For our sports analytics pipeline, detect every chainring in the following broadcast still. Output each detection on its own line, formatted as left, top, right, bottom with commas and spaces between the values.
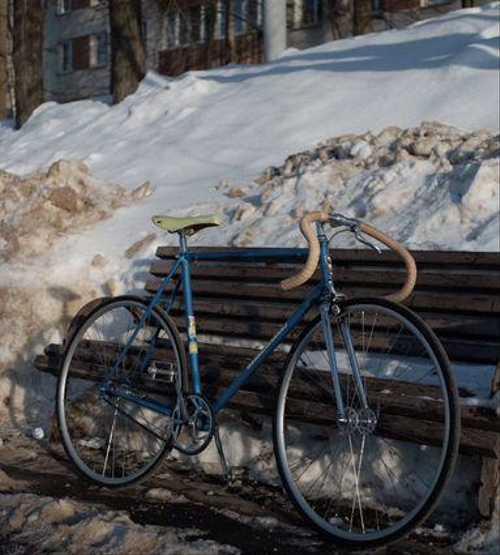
172, 394, 215, 455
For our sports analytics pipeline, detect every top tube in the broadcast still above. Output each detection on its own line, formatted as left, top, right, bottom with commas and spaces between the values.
184, 248, 310, 263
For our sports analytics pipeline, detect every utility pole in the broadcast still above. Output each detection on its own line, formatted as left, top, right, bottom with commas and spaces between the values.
263, 0, 286, 62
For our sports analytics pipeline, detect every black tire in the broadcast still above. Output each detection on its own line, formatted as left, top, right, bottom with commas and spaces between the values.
56, 295, 188, 488
274, 297, 460, 549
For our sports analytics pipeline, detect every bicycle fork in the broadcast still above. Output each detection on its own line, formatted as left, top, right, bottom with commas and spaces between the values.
319, 302, 369, 424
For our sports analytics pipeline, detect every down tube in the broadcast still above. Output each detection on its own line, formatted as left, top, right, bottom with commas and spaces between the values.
213, 284, 324, 414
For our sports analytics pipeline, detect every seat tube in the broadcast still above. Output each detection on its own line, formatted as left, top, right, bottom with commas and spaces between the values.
179, 234, 202, 395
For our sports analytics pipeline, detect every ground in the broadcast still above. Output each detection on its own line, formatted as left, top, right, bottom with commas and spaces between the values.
0, 425, 458, 555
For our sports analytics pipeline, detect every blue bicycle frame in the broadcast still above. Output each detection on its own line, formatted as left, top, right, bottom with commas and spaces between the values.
108, 223, 360, 423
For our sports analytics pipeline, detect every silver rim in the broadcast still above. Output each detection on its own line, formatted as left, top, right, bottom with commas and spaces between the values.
57, 299, 182, 486
276, 302, 452, 543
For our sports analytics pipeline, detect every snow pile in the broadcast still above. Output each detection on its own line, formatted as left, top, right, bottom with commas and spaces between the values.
217, 121, 499, 251
0, 161, 155, 425
0, 491, 239, 555
0, 160, 153, 262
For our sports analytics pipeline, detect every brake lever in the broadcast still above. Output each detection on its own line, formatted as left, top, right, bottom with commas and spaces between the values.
354, 227, 382, 254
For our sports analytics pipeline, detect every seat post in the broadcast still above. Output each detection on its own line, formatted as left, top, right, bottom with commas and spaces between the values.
179, 232, 188, 254
178, 230, 202, 395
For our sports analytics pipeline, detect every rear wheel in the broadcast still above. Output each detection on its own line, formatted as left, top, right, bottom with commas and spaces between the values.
274, 298, 460, 549
57, 296, 187, 487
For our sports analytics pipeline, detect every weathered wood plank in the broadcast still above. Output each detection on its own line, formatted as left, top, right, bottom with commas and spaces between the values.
156, 247, 500, 269
34, 348, 500, 435
164, 313, 500, 365
145, 276, 500, 314
151, 260, 500, 291
159, 298, 500, 340
225, 391, 498, 459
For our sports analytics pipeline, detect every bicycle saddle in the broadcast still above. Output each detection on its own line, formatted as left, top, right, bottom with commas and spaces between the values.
152, 214, 223, 236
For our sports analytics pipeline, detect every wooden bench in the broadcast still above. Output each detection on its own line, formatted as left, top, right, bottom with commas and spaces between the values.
35, 247, 500, 518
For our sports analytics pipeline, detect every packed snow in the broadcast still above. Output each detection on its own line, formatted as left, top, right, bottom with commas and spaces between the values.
0, 5, 499, 552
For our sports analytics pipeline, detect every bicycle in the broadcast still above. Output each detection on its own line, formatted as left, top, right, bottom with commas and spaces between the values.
56, 211, 460, 549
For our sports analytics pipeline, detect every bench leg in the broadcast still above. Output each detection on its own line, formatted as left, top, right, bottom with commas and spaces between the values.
478, 362, 500, 519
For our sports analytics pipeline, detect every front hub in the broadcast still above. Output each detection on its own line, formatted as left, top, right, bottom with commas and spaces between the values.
340, 407, 378, 435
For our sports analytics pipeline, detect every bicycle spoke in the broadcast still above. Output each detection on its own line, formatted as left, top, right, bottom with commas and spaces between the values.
59, 298, 182, 486
277, 300, 456, 545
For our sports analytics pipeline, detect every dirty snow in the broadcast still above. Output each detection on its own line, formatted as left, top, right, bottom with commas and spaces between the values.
0, 492, 240, 555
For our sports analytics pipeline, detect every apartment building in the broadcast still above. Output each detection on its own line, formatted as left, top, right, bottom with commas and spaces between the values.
44, 0, 464, 104
45, 0, 110, 102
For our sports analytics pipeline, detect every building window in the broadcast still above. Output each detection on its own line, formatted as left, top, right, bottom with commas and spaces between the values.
56, 0, 72, 15
189, 5, 203, 43
56, 0, 102, 14
421, 0, 451, 6
164, 11, 177, 49
164, 6, 205, 49
288, 0, 322, 30
59, 33, 108, 73
89, 32, 108, 68
234, 0, 248, 35
372, 0, 382, 14
233, 0, 261, 35
247, 0, 262, 29
178, 12, 190, 46
59, 40, 72, 72
217, 0, 227, 39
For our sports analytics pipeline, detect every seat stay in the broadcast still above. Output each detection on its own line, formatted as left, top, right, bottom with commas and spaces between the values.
109, 258, 182, 378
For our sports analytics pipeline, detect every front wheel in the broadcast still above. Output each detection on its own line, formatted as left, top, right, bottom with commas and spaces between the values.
57, 296, 187, 487
274, 298, 460, 549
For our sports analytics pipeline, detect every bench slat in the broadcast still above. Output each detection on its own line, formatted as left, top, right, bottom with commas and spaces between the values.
156, 247, 500, 269
228, 390, 497, 458
145, 277, 500, 314
151, 260, 500, 291
37, 342, 500, 432
34, 351, 499, 457
165, 313, 499, 364
160, 299, 500, 340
